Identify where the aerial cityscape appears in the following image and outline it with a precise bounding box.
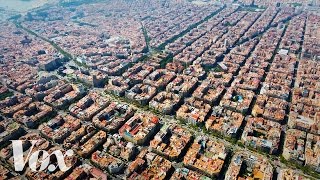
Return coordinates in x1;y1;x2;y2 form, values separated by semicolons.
0;0;319;179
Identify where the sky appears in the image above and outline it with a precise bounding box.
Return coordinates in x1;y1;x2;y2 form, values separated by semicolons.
0;0;56;12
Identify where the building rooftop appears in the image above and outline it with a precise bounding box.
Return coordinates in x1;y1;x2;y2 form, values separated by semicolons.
225;151;273;180
241;117;282;154
183;136;227;177
150;124;192;160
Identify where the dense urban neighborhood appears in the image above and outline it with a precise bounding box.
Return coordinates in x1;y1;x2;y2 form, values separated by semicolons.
0;0;319;179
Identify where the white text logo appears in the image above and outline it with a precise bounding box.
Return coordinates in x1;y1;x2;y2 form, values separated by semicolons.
11;140;74;172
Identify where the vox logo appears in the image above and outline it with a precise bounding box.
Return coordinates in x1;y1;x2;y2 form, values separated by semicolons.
11;140;74;172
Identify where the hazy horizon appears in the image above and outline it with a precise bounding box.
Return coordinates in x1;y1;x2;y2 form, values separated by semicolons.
0;0;56;12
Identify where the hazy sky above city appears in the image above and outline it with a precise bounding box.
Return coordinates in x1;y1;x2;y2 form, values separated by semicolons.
0;0;56;12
